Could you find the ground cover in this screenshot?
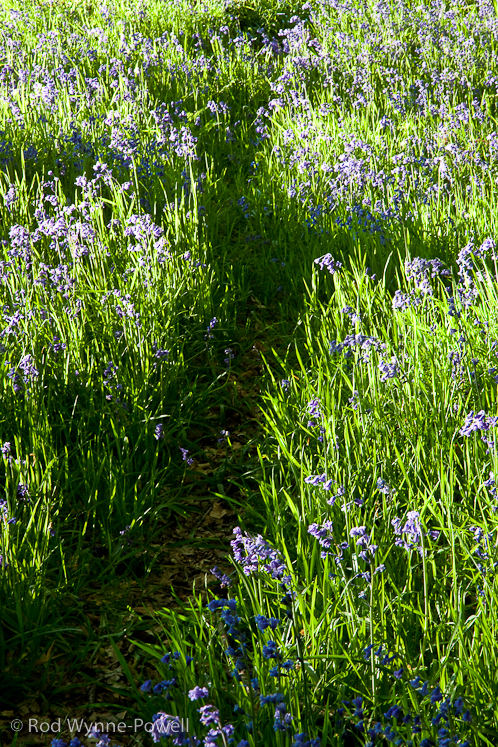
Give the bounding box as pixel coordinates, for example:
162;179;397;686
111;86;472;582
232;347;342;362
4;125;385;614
1;0;498;744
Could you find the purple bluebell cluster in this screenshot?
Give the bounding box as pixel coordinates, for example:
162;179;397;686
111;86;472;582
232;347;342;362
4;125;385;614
329;333;386;363
151;713;197;746
313;253;342;275
230;526;291;583
483;471;498;512
304;472;334;490
307;520;334;558
210;565;232;588
339;673;474;746
459;409;498;453
180;447;194;467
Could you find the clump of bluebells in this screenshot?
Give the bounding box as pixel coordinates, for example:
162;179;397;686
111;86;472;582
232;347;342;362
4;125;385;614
339;674;474;747
140;522;476;746
140;527;320;745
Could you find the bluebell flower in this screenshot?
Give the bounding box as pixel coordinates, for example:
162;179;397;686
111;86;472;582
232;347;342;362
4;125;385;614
383;723;399;741
140;680;152;692
384;705;403;719
402;512;422;543
412;715;422;733
260;693;285;707
314;253;342;275
326;484;345;505
180;447;194;466
460;409;498;437
376;477;394;496
280;590;295;606
207;598;236;613
273;711;294;731
366;723;382;742
291;735;321;747
198;704;221;727
307;397;322;420
308;521;334;550
350;526;371;547
363;644;374;660
430;685;443;703
291;735;309;746
188;686;209;700
221;608;239;627
151;714;187;744
379;356;400;382
263;640;278;660
255;614;280;631
17;483;29;499
231;527;291;583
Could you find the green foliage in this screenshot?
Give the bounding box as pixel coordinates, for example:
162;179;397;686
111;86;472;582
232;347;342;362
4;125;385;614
2;0;498;742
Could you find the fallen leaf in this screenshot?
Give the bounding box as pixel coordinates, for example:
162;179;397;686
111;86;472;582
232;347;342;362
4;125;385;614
193;462;212;474
210;502;228;520
36;641;55;665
